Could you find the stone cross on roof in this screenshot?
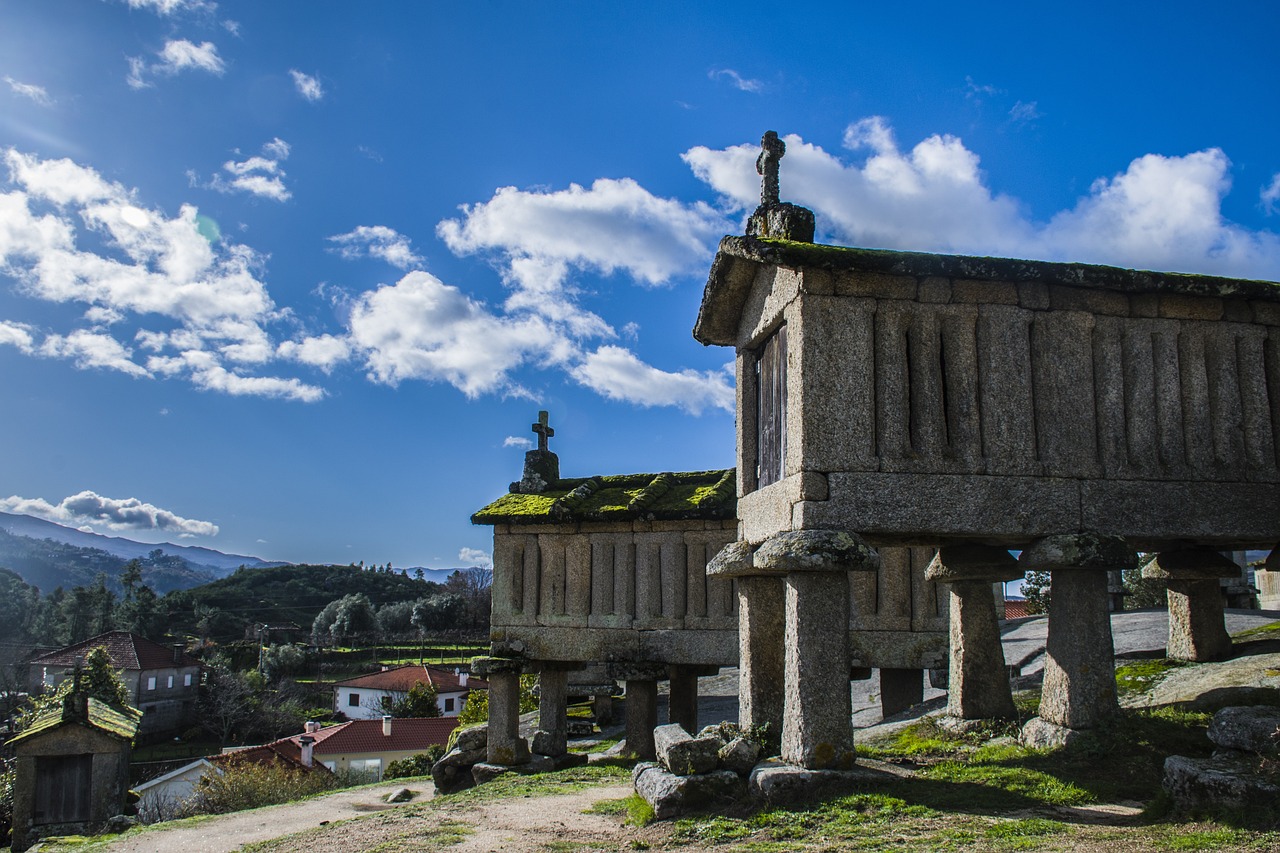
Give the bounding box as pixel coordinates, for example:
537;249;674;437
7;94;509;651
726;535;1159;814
532;410;554;452
756;130;785;207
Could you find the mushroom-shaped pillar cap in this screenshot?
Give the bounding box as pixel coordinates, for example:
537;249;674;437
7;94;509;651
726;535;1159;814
1019;532;1137;572
706;540;761;578
470;655;525;677
752;529;878;574
1142;549;1243;581
925;544;1022;583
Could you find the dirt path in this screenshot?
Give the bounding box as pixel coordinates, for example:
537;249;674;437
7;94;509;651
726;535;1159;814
92;781;440;853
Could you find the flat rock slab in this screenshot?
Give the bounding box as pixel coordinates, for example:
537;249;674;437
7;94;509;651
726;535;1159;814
1208;706;1280;754
1121;650;1280;711
747;758;904;805
1020;717;1095;750
1164;753;1280;813
632;762;745;819
654;723;721;775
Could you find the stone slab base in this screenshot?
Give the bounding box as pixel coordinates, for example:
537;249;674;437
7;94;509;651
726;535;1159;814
747;758;891;805
632;762;745;820
1020;717;1093;750
1164;754;1280;813
472;755;556;785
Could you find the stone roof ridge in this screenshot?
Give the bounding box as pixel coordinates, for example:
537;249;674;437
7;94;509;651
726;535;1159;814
472;468;736;525
6;695;142;746
626;472;673;515
550;477;602;520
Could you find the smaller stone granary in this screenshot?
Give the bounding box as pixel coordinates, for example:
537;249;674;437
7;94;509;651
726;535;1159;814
7;689;141;852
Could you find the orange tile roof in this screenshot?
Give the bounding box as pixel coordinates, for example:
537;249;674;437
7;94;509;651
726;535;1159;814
29;631;201;671
1004;600;1031;619
333;664;487;694
279;717;459;756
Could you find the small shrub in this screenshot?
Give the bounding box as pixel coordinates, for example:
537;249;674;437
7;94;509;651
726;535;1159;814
1;757;13;849
385;746;446;779
175;762;336;817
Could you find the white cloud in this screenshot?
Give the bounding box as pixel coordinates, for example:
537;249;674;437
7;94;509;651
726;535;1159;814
503;435;533;449
127;39;225;88
1263;173;1280;215
347;270;569;397
0;148;325;401
709;68;763;93
1009;100;1041;125
4;77;52;106
458;547;492;568
0;489;219;536
276;334;351;372
683;121;1280;280
123;0;214;14
289;70;323;102
328;225;423;269
207;139;291;201
572;345;734;415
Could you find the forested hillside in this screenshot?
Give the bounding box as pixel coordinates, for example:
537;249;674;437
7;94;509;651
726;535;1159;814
0;528;220;594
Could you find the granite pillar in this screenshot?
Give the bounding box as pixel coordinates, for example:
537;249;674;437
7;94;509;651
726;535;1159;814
1144;549;1240;662
926;545;1022;721
472;657;529;766
667;666;700;734
708;541;785;737
532;668;569;757
625;679;659;761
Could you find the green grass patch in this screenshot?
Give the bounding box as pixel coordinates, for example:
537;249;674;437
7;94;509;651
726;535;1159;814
1115;658;1188;694
1232;620;1280;640
1157;826;1251;850
446;765;629;804
984;816;1068;840
583;793;654;826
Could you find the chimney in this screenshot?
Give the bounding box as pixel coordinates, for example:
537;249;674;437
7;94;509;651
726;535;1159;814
459;671;468;688
173;642;183;665
382;715;392;737
299;735;314;768
304;720;321;733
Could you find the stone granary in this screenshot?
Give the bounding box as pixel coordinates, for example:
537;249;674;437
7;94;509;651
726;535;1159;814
6;687;142;852
471;414;951;767
693;131;1280;762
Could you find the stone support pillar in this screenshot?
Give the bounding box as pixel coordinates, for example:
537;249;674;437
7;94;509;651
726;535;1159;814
608;662;666;761
471;657;529;766
925;545;1022;721
666;665;717;733
532;666;570;757
1019;533;1136;735
879;669;924;718
1106;569;1126;612
1144;550;1240;662
709;542;785;737
755;529;878;770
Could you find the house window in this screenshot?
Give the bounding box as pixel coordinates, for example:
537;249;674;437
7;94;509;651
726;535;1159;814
754;324;787;489
167;675;174;689
321;760;337;772
184;673;192;687
147;676;157;691
348;692;360;707
444;697;455;713
34;754;92;825
348;758;382;780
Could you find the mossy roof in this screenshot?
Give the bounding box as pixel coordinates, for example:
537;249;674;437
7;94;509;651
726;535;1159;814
694;235;1280;346
471;469;735;525
7;696;143;746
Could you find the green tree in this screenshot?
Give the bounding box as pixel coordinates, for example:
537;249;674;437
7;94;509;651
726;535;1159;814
260;644;308;681
329;593;377;646
1123;556;1167;609
381;681;441;718
1021;570;1051;615
15;645;132;732
199;661;260;746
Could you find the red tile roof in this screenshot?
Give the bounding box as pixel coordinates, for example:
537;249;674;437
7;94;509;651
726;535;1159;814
211;742;325;773
278;717;459;756
1004;600;1031;620
29;631;201;671
334;664;487;694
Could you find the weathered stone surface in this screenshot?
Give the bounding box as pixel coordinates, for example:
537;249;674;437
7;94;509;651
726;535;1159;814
944;578;1017;720
1208;706;1280;754
719;736;762;775
431;745;486;794
668;667;700;734
1020;716;1093;750
738;575;786;735
384;787;414;803
486;670;530;766
471;761;513;785
754;529;878;574
1122;650;1280;712
532;669;568;757
1019;532;1136;571
925;545;1021;583
1037;566;1119;729
782;571;855;769
747;758;878;804
453;724;488;753
633;762;745;819
624;678;659;761
653;724;717;776
1167;578;1233;662
1143;549;1243;581
706;540;759;577
1163;753;1280;813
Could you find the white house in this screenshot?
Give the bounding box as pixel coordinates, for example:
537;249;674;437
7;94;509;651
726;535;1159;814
331;664;486;720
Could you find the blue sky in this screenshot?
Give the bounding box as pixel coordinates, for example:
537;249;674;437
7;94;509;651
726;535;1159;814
1;0;1278;569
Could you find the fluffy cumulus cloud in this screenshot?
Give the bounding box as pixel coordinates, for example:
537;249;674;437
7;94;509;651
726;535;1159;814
4;76;52;106
127;39;226;89
458;547;492;568
503;435;533;449
207;138;291;201
0;148;324;400
289;70;323;102
123;0;215;14
0;490;219;536
328;225;422;269
684;120;1280;280
572;345;734;415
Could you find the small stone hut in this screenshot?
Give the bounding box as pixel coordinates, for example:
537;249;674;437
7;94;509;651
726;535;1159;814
7;691;142;852
693;131;1280;766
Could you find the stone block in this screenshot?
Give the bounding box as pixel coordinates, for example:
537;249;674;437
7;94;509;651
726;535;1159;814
431;745;486;794
1017;281;1050;310
925;545;1021;583
633;762;745;820
879;668;925;717
919;277;952;303
747;758;878;804
834;271;917;300
706;541;759;578
1019;532;1136;571
952;279;1019;304
453;725;488;753
654;724;720;775
1049;284;1130;315
1160;294;1223;321
1163;753;1280;813
719;736;762;775
1223;300;1253;322
1142;549;1243;581
754;529;878;574
1253;300;1280;325
782;571;855;769
1208;706;1280;754
1130;293;1160;317
1020;717;1093;750
470;761;513;786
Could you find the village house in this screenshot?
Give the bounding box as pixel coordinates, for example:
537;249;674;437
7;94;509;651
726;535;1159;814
331;664;485;719
27;631;201;737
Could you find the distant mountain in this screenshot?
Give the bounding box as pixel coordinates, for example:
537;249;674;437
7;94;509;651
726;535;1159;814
0;511;286;572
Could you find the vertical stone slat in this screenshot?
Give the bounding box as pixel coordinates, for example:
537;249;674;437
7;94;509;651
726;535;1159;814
616;540;637;622
522;535;541;619
590;538;615;616
634;537;661;624
685;538;708;621
976;305;1038;474
1152;325;1188;475
1179;327;1214;475
1206;327;1247;476
564;535;591;622
660;538;687;620
1122;323;1159;475
1092;317;1128;476
1030;311;1099;477
875;303;911;462
1268;328;1280;467
941;307;982;469
908;308;946;460
538;538;567;620
1236;327;1276;475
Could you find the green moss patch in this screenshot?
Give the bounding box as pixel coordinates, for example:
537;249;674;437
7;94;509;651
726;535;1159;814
1115;658;1189;695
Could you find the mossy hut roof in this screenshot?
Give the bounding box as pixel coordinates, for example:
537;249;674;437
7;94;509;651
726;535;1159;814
471;469;735;526
7;696;143;746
